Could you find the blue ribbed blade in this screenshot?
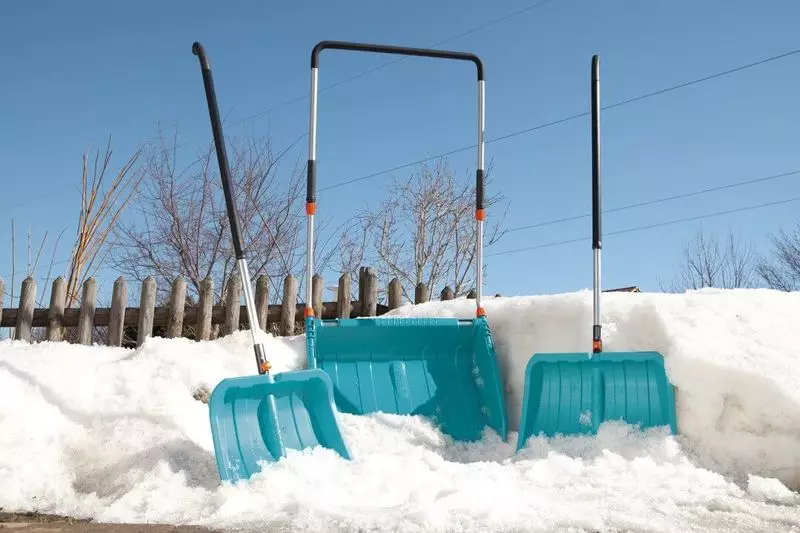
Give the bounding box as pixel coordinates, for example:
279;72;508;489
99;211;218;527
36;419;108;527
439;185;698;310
516;351;677;450
208;368;351;483
306;316;507;443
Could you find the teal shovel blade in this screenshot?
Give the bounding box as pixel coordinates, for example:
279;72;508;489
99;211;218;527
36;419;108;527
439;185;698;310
516;351;677;450
208;368;351;483
306;315;508;443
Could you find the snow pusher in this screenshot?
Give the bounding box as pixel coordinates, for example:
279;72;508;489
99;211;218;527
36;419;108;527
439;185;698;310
303;41;508;443
192;41;351;483
516;55;677;448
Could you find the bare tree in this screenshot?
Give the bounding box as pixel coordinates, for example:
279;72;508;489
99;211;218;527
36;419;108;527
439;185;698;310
666;226;757;291
756;222;800;291
356;157;506;301
1;139;142;341
109;128;344;305
65;138;144;307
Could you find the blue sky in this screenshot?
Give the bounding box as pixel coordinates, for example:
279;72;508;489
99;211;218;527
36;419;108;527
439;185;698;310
1;0;799;305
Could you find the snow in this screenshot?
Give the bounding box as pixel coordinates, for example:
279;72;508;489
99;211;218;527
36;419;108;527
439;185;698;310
1;288;799;532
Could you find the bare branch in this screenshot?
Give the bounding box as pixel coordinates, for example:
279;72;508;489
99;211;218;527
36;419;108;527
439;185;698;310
756;222;800;291
667;226;757;291
357;156;507;299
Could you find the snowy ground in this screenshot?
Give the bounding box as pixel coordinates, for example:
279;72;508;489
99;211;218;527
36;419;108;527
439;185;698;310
1;288;799;532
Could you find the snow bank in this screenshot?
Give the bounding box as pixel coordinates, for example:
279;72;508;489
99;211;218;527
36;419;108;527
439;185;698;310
390;288;800;491
0;288;798;532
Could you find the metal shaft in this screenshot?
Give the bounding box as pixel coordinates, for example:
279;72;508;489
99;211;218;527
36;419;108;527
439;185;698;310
306;66;319;316
307;40;487;318
475;79;486;314
193;41;271;374
591;54;602;353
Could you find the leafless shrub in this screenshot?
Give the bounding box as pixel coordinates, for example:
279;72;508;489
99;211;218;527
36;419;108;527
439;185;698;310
353;157;507;301
665;226;756;291
756;222;800;291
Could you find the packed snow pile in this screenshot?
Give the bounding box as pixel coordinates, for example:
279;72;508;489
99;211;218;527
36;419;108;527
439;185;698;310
1;288;799;532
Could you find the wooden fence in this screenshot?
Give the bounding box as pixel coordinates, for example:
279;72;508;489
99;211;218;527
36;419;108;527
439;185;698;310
0;267;482;348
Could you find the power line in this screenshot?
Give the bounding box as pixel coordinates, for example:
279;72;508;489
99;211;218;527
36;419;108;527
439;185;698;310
504;168;800;233
487;195;800;258
229;0;559;128
318;46;800;193
174;0;558;151
6;176;799;283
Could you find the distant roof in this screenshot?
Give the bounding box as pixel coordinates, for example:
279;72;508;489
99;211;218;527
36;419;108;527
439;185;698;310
603;286;641;293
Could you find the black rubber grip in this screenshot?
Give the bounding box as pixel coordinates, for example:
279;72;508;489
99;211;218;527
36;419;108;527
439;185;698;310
192;42;210;70
476;168;485;210
591;54;602;250
307;159;316;204
311;40;484;81
193;41;245;259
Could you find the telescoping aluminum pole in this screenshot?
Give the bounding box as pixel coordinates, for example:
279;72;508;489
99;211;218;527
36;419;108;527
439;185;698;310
192;41;271;376
305;41;487;318
591;54;603;354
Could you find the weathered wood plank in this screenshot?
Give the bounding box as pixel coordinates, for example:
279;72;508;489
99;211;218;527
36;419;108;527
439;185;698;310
441;286;454;301
388;278;401;310
0;298;395;329
45;277;66;341
77;278;96;345
415;282;429;304
196;277;214;341
107;277;127;346
223;274;241;336
362;267;377;317
312;273;324;318
255;274;269;331
337;273;351;318
280;275;297;336
15;277;35;342
166;276;186;338
358;266;365;307
467;289;477;299
137;276;156;346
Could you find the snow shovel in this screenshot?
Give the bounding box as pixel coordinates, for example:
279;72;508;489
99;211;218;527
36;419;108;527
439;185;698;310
192;41;350;483
516;55;677;448
303;41;507;443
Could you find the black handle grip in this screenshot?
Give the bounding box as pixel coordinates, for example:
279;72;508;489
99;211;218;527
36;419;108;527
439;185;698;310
311;40;484;80
192;41;245;259
476;169;485;211
307;160;315;205
591;54;601;250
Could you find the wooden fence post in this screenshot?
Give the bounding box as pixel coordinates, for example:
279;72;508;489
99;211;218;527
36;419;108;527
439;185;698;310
388;278;401;310
467;289;477;299
14;277;35;342
280;274;297;336
358;266;366;307
312;273;324;318
107;276;127;346
137;276;156;346
362;267;377;317
337;273;351;318
223;273;241;336
415;282;429;304
196;277;214;341
166;276;186;338
46;277;66;341
255;274;269;330
77;278;96;345
441;286;454;301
